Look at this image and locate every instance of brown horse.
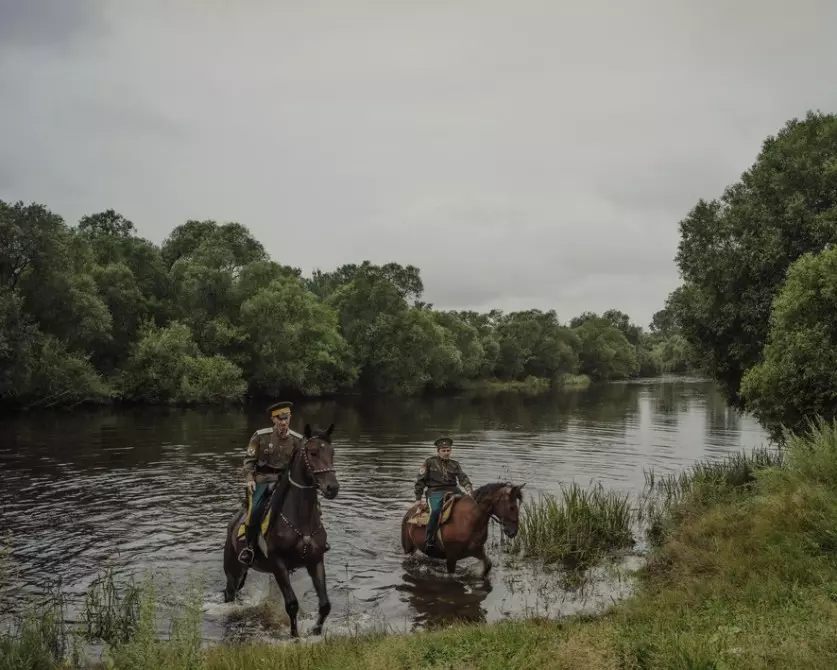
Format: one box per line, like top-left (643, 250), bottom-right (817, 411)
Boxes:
top-left (223, 423), bottom-right (339, 637)
top-left (401, 481), bottom-right (525, 576)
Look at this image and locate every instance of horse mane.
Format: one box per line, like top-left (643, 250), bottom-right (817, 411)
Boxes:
top-left (473, 481), bottom-right (515, 502)
top-left (306, 424), bottom-right (334, 442)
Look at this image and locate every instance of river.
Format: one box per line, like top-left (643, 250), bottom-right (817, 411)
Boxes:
top-left (0, 376), bottom-right (770, 642)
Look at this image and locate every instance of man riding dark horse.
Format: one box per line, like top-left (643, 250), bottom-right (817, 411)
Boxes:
top-left (414, 436), bottom-right (474, 554)
top-left (238, 400), bottom-right (300, 566)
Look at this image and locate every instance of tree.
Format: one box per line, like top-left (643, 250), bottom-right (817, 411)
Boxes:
top-left (118, 321), bottom-right (246, 404)
top-left (740, 248), bottom-right (837, 433)
top-left (572, 316), bottom-right (639, 380)
top-left (673, 111), bottom-right (837, 402)
top-left (307, 261), bottom-right (423, 302)
top-left (240, 278), bottom-right (357, 396)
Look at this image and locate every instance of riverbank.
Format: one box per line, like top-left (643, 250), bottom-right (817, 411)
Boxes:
top-left (0, 373), bottom-right (602, 415)
top-left (5, 418), bottom-right (834, 668)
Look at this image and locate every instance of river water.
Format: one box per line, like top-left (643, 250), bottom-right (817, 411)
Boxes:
top-left (0, 376), bottom-right (769, 641)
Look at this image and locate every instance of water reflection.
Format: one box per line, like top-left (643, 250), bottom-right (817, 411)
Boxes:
top-left (0, 377), bottom-right (769, 638)
top-left (396, 571), bottom-right (492, 629)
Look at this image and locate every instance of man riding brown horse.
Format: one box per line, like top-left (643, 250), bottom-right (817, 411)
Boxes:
top-left (414, 436), bottom-right (474, 555)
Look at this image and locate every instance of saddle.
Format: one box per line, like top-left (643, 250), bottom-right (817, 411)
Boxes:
top-left (236, 484), bottom-right (277, 541)
top-left (407, 492), bottom-right (460, 527)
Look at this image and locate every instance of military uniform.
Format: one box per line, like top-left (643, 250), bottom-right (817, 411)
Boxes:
top-left (243, 427), bottom-right (298, 485)
top-left (239, 401), bottom-right (302, 565)
top-left (414, 437), bottom-right (473, 552)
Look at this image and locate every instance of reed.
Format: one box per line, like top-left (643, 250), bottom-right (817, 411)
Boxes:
top-left (510, 481), bottom-right (635, 569)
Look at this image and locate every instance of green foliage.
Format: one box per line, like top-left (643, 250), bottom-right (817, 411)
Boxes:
top-left (0, 197), bottom-right (690, 409)
top-left (573, 315), bottom-right (639, 381)
top-left (118, 321), bottom-right (245, 404)
top-left (668, 110), bottom-right (837, 404)
top-left (239, 277), bottom-right (357, 395)
top-left (740, 248), bottom-right (837, 433)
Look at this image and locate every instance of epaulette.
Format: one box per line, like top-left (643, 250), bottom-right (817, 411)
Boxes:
top-left (256, 427), bottom-right (273, 435)
top-left (289, 429), bottom-right (303, 439)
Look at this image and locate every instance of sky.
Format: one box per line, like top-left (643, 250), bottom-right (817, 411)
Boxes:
top-left (1, 0), bottom-right (836, 328)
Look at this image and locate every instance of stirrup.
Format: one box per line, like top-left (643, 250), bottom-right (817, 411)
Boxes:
top-left (238, 546), bottom-right (255, 565)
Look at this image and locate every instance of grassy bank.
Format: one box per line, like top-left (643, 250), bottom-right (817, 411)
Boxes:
top-left (7, 422), bottom-right (837, 668)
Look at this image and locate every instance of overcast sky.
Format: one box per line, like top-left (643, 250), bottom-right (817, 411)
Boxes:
top-left (2, 0), bottom-right (836, 327)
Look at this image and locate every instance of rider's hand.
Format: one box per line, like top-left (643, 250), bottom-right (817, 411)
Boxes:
top-left (246, 480), bottom-right (256, 494)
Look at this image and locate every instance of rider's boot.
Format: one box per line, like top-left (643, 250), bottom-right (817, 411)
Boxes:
top-left (238, 499), bottom-right (263, 565)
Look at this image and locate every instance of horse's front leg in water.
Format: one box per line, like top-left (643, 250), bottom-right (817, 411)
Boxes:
top-left (474, 547), bottom-right (492, 577)
top-left (271, 559), bottom-right (300, 637)
top-left (306, 559), bottom-right (331, 635)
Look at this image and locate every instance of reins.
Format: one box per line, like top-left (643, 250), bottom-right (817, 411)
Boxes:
top-left (279, 435), bottom-right (334, 558)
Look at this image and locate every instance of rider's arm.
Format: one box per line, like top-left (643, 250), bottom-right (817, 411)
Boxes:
top-left (456, 463), bottom-right (474, 494)
top-left (414, 459), bottom-right (429, 501)
top-left (243, 433), bottom-right (259, 483)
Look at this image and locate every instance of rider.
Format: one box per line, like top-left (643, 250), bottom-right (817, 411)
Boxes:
top-left (238, 400), bottom-right (301, 565)
top-left (414, 436), bottom-right (474, 554)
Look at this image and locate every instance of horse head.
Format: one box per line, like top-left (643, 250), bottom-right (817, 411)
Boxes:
top-left (476, 482), bottom-right (526, 538)
top-left (293, 423), bottom-right (339, 499)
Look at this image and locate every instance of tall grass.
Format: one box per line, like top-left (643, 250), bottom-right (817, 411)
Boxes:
top-left (0, 564), bottom-right (205, 670)
top-left (639, 446), bottom-right (784, 547)
top-left (509, 482), bottom-right (635, 569)
top-left (81, 568), bottom-right (143, 646)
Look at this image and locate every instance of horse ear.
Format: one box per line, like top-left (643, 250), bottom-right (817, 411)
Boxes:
top-left (326, 423), bottom-right (335, 437)
top-left (304, 423), bottom-right (312, 439)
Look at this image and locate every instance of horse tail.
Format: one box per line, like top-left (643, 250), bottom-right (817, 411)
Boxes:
top-left (401, 510), bottom-right (415, 554)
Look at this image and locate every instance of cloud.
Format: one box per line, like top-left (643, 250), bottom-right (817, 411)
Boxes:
top-left (1, 0), bottom-right (836, 327)
top-left (0, 0), bottom-right (106, 51)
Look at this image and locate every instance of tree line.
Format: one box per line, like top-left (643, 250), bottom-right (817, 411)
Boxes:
top-left (658, 109), bottom-right (837, 435)
top-left (0, 202), bottom-right (694, 409)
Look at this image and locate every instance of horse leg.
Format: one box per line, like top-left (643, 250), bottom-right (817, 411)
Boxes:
top-left (223, 524), bottom-right (247, 602)
top-left (474, 547), bottom-right (492, 577)
top-left (271, 559), bottom-right (300, 638)
top-left (306, 559), bottom-right (331, 636)
top-left (445, 554), bottom-right (458, 574)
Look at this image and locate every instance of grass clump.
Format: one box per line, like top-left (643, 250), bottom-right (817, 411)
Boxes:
top-left (640, 446), bottom-right (784, 547)
top-left (509, 482), bottom-right (635, 569)
top-left (556, 373), bottom-right (592, 389)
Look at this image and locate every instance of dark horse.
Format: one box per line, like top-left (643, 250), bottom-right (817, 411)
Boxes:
top-left (401, 482), bottom-right (525, 576)
top-left (223, 423), bottom-right (339, 637)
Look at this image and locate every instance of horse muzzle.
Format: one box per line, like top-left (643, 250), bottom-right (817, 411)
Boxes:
top-left (322, 482), bottom-right (339, 499)
top-left (503, 523), bottom-right (518, 539)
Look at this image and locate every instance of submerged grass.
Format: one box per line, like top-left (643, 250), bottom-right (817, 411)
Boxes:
top-left (8, 419), bottom-right (837, 668)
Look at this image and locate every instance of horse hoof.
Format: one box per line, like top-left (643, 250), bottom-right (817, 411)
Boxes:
top-left (311, 625), bottom-right (322, 636)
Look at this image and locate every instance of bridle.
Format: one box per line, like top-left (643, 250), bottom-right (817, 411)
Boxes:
top-left (287, 436), bottom-right (335, 493)
top-left (279, 435), bottom-right (335, 558)
top-left (482, 486), bottom-right (519, 532)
